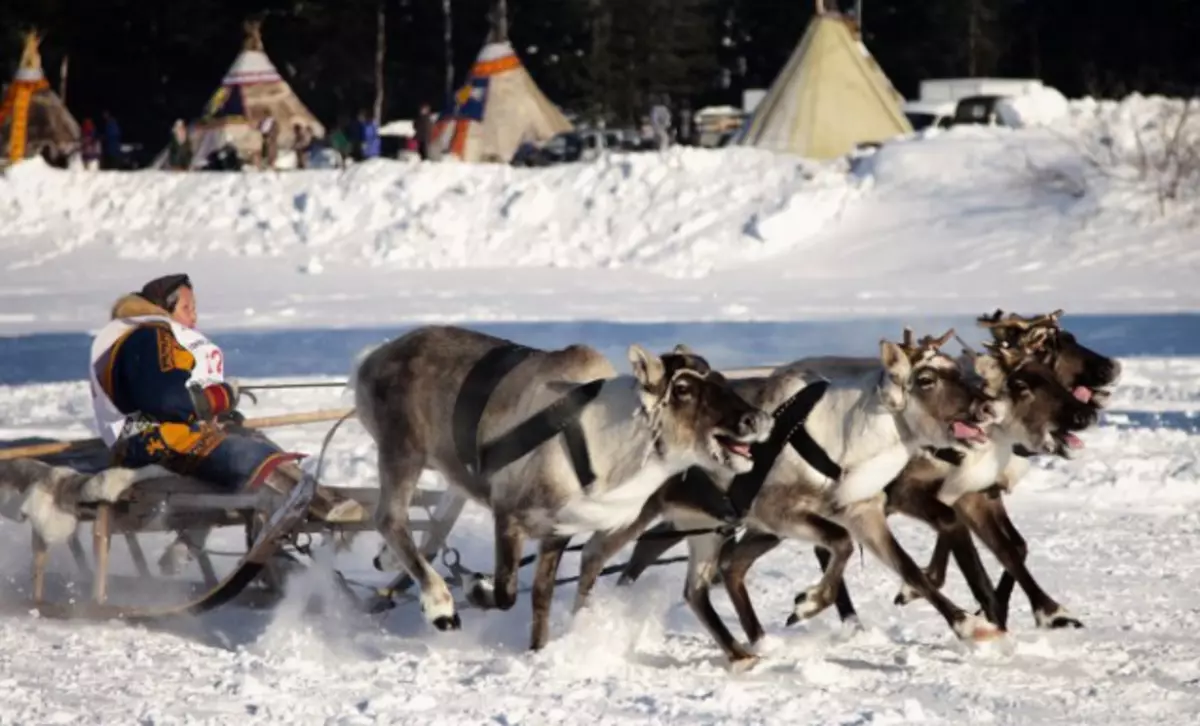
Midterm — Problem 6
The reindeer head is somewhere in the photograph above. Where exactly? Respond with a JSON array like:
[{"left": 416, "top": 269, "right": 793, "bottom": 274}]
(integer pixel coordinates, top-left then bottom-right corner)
[
  {"left": 960, "top": 337, "right": 1097, "bottom": 458},
  {"left": 978, "top": 309, "right": 1121, "bottom": 409},
  {"left": 628, "top": 343, "right": 772, "bottom": 476},
  {"left": 878, "top": 327, "right": 996, "bottom": 449}
]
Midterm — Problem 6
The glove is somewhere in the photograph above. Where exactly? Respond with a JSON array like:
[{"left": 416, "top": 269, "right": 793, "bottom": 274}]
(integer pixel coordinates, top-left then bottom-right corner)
[{"left": 189, "top": 381, "right": 240, "bottom": 420}]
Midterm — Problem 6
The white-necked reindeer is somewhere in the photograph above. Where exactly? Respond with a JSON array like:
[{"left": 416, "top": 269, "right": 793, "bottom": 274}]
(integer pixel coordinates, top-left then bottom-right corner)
[
  {"left": 578, "top": 328, "right": 1000, "bottom": 667},
  {"left": 354, "top": 325, "right": 772, "bottom": 650}
]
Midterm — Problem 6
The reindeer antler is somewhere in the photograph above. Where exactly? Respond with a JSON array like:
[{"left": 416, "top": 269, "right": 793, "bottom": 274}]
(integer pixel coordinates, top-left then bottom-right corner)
[
  {"left": 896, "top": 326, "right": 920, "bottom": 357},
  {"left": 917, "top": 328, "right": 955, "bottom": 353}
]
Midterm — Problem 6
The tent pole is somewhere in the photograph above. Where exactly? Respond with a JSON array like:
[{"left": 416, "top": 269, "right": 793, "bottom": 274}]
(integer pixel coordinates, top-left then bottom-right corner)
[
  {"left": 443, "top": 0, "right": 454, "bottom": 106},
  {"left": 373, "top": 0, "right": 385, "bottom": 125}
]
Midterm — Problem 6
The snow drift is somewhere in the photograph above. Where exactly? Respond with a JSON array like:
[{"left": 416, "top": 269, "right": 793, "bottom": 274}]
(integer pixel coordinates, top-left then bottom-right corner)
[
  {"left": 1, "top": 93, "right": 1198, "bottom": 335},
  {"left": 0, "top": 147, "right": 857, "bottom": 278}
]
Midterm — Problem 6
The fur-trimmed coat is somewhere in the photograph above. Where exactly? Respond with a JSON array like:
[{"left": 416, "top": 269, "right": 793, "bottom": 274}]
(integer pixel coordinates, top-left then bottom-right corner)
[{"left": 91, "top": 294, "right": 297, "bottom": 491}]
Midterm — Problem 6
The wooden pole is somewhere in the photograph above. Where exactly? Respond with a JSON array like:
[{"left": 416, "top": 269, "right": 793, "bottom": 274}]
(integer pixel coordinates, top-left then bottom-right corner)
[
  {"left": 59, "top": 54, "right": 69, "bottom": 104},
  {"left": 443, "top": 0, "right": 454, "bottom": 107},
  {"left": 373, "top": 0, "right": 386, "bottom": 126},
  {"left": 0, "top": 408, "right": 356, "bottom": 462},
  {"left": 491, "top": 0, "right": 509, "bottom": 42}
]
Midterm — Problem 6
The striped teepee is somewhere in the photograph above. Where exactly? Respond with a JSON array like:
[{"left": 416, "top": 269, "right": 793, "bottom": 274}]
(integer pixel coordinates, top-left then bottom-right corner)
[{"left": 0, "top": 31, "right": 80, "bottom": 164}]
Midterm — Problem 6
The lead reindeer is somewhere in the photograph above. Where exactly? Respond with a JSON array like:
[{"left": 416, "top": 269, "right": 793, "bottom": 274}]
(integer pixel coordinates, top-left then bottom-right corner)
[
  {"left": 890, "top": 309, "right": 1120, "bottom": 628},
  {"left": 780, "top": 327, "right": 1100, "bottom": 631},
  {"left": 353, "top": 325, "right": 772, "bottom": 650},
  {"left": 577, "top": 328, "right": 1001, "bottom": 667}
]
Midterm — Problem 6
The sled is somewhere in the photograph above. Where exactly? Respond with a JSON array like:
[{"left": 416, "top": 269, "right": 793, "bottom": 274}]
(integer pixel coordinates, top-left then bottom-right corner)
[{"left": 0, "top": 429, "right": 466, "bottom": 622}]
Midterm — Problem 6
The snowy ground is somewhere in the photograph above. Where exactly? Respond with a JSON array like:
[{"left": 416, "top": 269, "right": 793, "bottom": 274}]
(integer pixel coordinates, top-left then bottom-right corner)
[
  {"left": 2, "top": 94, "right": 1198, "bottom": 336},
  {"left": 2, "top": 90, "right": 1199, "bottom": 723},
  {"left": 2, "top": 347, "right": 1199, "bottom": 725}
]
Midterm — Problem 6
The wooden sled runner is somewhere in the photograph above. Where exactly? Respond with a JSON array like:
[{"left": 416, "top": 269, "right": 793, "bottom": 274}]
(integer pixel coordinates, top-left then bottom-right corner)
[{"left": 0, "top": 413, "right": 467, "bottom": 622}]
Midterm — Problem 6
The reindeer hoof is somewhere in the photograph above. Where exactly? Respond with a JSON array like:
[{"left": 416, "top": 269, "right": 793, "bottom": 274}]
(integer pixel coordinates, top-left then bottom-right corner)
[
  {"left": 1049, "top": 615, "right": 1084, "bottom": 629},
  {"left": 466, "top": 574, "right": 496, "bottom": 610},
  {"left": 954, "top": 614, "right": 1003, "bottom": 642},
  {"left": 432, "top": 614, "right": 462, "bottom": 631},
  {"left": 893, "top": 587, "right": 921, "bottom": 606},
  {"left": 1036, "top": 608, "right": 1083, "bottom": 630},
  {"left": 729, "top": 653, "right": 760, "bottom": 673},
  {"left": 788, "top": 587, "right": 829, "bottom": 624}
]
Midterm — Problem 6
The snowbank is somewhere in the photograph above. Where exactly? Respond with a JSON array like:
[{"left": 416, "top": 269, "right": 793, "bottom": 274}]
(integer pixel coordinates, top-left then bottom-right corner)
[
  {"left": 1, "top": 93, "right": 1198, "bottom": 336},
  {"left": 0, "top": 147, "right": 857, "bottom": 279}
]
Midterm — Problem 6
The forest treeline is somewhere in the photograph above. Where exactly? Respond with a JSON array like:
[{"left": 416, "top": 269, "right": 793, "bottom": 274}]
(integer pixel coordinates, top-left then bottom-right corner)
[{"left": 2, "top": 0, "right": 1196, "bottom": 144}]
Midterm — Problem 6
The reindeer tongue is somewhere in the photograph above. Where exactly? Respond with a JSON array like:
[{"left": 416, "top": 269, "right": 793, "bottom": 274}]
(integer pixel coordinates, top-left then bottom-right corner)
[
  {"left": 1073, "top": 386, "right": 1093, "bottom": 403},
  {"left": 1063, "top": 433, "right": 1085, "bottom": 449},
  {"left": 722, "top": 439, "right": 752, "bottom": 458},
  {"left": 952, "top": 421, "right": 986, "bottom": 442}
]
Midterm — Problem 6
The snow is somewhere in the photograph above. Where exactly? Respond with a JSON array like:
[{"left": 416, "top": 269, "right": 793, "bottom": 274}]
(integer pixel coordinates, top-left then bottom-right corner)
[
  {"left": 2, "top": 93, "right": 1199, "bottom": 336},
  {"left": 2, "top": 89, "right": 1200, "bottom": 723},
  {"left": 2, "top": 354, "right": 1200, "bottom": 724}
]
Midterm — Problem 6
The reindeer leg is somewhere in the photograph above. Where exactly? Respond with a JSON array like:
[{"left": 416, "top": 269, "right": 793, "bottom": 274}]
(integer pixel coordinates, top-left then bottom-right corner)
[
  {"left": 785, "top": 516, "right": 855, "bottom": 626},
  {"left": 886, "top": 490, "right": 1002, "bottom": 625},
  {"left": 617, "top": 523, "right": 682, "bottom": 586},
  {"left": 529, "top": 536, "right": 571, "bottom": 651},
  {"left": 719, "top": 530, "right": 781, "bottom": 644},
  {"left": 894, "top": 534, "right": 952, "bottom": 605},
  {"left": 841, "top": 496, "right": 1000, "bottom": 642},
  {"left": 374, "top": 446, "right": 460, "bottom": 630},
  {"left": 467, "top": 509, "right": 525, "bottom": 611},
  {"left": 683, "top": 528, "right": 756, "bottom": 668},
  {"left": 575, "top": 497, "right": 664, "bottom": 612},
  {"left": 957, "top": 493, "right": 1081, "bottom": 630}
]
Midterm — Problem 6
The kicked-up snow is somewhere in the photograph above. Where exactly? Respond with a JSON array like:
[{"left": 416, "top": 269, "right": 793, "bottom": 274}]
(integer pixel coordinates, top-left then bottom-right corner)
[
  {"left": 1, "top": 354, "right": 1199, "bottom": 725},
  {"left": 1, "top": 94, "right": 1199, "bottom": 335}
]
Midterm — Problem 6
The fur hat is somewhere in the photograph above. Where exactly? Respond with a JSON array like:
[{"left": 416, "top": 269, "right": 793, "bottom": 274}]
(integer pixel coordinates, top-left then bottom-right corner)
[{"left": 139, "top": 274, "right": 192, "bottom": 312}]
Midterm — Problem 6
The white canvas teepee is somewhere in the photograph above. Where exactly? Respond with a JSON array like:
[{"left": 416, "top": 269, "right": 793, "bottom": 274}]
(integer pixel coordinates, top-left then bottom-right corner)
[
  {"left": 176, "top": 21, "right": 324, "bottom": 168},
  {"left": 0, "top": 31, "right": 80, "bottom": 164},
  {"left": 736, "top": 10, "right": 912, "bottom": 160},
  {"left": 432, "top": 40, "right": 572, "bottom": 163}
]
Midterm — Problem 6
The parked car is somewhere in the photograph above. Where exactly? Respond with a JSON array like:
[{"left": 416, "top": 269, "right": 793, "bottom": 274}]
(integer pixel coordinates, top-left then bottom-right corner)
[{"left": 903, "top": 100, "right": 956, "bottom": 131}]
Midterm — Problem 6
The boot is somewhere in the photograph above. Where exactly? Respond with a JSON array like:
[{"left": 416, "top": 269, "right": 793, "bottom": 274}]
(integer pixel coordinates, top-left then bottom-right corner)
[
  {"left": 263, "top": 462, "right": 365, "bottom": 524},
  {"left": 309, "top": 486, "right": 366, "bottom": 523}
]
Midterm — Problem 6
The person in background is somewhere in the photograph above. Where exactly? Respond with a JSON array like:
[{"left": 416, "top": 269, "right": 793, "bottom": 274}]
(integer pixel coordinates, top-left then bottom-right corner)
[
  {"left": 80, "top": 118, "right": 101, "bottom": 171},
  {"left": 650, "top": 97, "right": 673, "bottom": 151},
  {"left": 359, "top": 110, "right": 381, "bottom": 160},
  {"left": 101, "top": 110, "right": 122, "bottom": 170},
  {"left": 292, "top": 122, "right": 312, "bottom": 169},
  {"left": 166, "top": 119, "right": 192, "bottom": 171},
  {"left": 259, "top": 116, "right": 279, "bottom": 170},
  {"left": 414, "top": 102, "right": 432, "bottom": 161},
  {"left": 328, "top": 120, "right": 351, "bottom": 169}
]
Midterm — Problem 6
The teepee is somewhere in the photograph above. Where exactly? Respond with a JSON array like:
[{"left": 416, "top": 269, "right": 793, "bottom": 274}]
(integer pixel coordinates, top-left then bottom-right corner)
[
  {"left": 736, "top": 4, "right": 911, "bottom": 160},
  {"left": 0, "top": 31, "right": 80, "bottom": 164},
  {"left": 432, "top": 11, "right": 571, "bottom": 164},
  {"left": 183, "top": 21, "right": 324, "bottom": 167}
]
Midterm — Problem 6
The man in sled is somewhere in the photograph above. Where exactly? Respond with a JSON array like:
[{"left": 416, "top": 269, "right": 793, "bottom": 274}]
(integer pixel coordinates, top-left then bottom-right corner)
[{"left": 88, "top": 273, "right": 363, "bottom": 573}]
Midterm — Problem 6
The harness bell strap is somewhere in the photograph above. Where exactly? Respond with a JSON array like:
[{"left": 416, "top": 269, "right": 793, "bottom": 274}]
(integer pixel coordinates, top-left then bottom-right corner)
[{"left": 727, "top": 380, "right": 841, "bottom": 517}]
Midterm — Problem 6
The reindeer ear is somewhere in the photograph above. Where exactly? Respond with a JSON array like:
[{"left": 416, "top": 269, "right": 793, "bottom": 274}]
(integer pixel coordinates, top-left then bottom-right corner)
[
  {"left": 879, "top": 340, "right": 912, "bottom": 380},
  {"left": 672, "top": 343, "right": 695, "bottom": 356},
  {"left": 628, "top": 344, "right": 666, "bottom": 391}
]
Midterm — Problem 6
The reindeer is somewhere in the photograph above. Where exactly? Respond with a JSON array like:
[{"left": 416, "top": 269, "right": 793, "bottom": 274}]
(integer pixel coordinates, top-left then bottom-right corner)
[
  {"left": 787, "top": 331, "right": 1099, "bottom": 632},
  {"left": 888, "top": 309, "right": 1121, "bottom": 629},
  {"left": 574, "top": 328, "right": 1000, "bottom": 667},
  {"left": 352, "top": 325, "right": 772, "bottom": 650}
]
